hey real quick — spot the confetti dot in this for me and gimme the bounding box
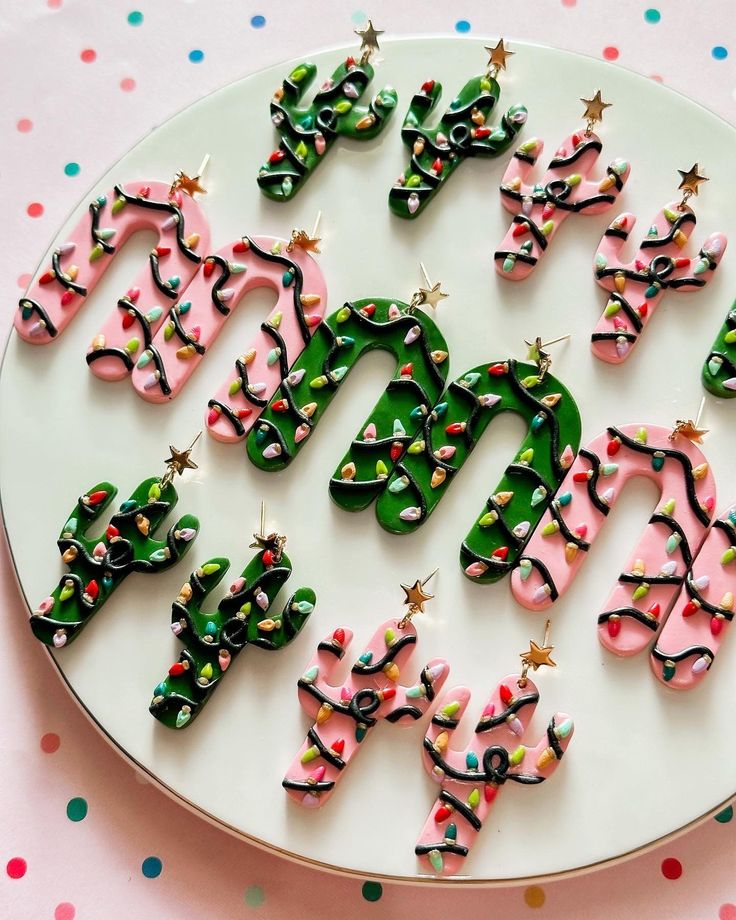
[361,881,382,902]
[27,202,44,218]
[64,162,80,178]
[245,885,265,908]
[40,732,60,753]
[524,886,546,908]
[250,14,266,28]
[66,797,88,822]
[720,905,736,920]
[127,10,143,25]
[80,48,96,63]
[716,805,734,823]
[661,857,682,880]
[644,8,661,22]
[650,74,663,82]
[47,0,62,7]
[188,49,204,63]
[561,0,576,6]
[17,274,32,290]
[455,20,471,33]
[120,77,136,92]
[351,10,367,23]
[603,46,619,61]
[6,858,27,879]
[142,856,162,878]
[55,904,76,920]
[713,46,729,60]
[17,118,33,133]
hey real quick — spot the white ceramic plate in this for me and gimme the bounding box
[3,38,736,884]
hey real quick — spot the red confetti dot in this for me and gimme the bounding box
[47,0,63,7]
[17,273,32,289]
[720,906,736,920]
[7,858,27,879]
[80,48,97,63]
[17,118,33,133]
[55,904,76,920]
[26,202,44,218]
[649,74,663,82]
[661,857,682,880]
[603,46,619,61]
[120,77,136,92]
[561,0,576,6]
[40,732,61,753]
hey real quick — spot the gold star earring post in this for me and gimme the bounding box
[160,432,201,488]
[518,619,557,688]
[399,568,438,627]
[169,154,210,199]
[677,163,708,210]
[485,38,514,78]
[355,19,384,64]
[409,263,449,312]
[580,90,612,136]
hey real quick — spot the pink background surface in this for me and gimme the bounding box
[2,1,736,917]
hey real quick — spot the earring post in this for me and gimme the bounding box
[197,154,210,179]
[421,567,439,588]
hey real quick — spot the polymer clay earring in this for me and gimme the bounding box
[389,39,527,219]
[282,572,448,808]
[703,299,736,397]
[495,91,630,280]
[415,622,573,877]
[130,218,325,418]
[248,266,451,512]
[150,504,315,729]
[30,436,202,649]
[512,417,716,659]
[257,21,397,201]
[376,336,582,584]
[16,164,210,380]
[591,164,726,363]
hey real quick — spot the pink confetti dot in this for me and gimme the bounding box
[120,77,136,92]
[7,858,27,879]
[26,202,44,218]
[80,48,96,63]
[40,732,61,753]
[47,0,62,7]
[603,46,619,61]
[650,74,663,82]
[17,118,33,133]
[17,273,32,289]
[55,905,76,920]
[720,906,736,920]
[561,0,576,6]
[661,857,682,880]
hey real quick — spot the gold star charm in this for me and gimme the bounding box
[485,38,514,74]
[164,444,199,477]
[580,90,612,127]
[170,171,207,198]
[287,228,321,254]
[671,419,709,444]
[520,639,557,671]
[677,163,708,199]
[401,579,434,614]
[418,281,449,310]
[355,19,384,60]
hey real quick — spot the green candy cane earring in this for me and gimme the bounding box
[389,39,528,219]
[257,21,398,202]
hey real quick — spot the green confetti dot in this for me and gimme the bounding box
[66,797,88,821]
[362,881,383,902]
[716,805,734,823]
[64,162,80,177]
[351,10,367,23]
[644,8,661,23]
[245,885,265,908]
[127,10,143,25]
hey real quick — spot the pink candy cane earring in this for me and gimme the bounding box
[591,164,726,363]
[495,90,630,280]
[415,621,573,877]
[282,570,449,808]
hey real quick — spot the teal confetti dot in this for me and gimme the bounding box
[245,885,265,908]
[455,20,471,33]
[141,856,162,878]
[713,46,728,60]
[716,805,734,823]
[188,49,204,63]
[66,797,88,822]
[351,10,367,24]
[64,162,80,177]
[250,14,266,28]
[362,881,383,902]
[127,10,143,25]
[644,8,661,22]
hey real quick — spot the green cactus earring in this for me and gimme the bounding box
[257,20,398,202]
[389,39,528,219]
[149,503,316,729]
[30,435,203,649]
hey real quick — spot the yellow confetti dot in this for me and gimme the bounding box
[524,885,546,909]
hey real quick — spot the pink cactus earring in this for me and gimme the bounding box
[282,570,449,808]
[415,621,573,877]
